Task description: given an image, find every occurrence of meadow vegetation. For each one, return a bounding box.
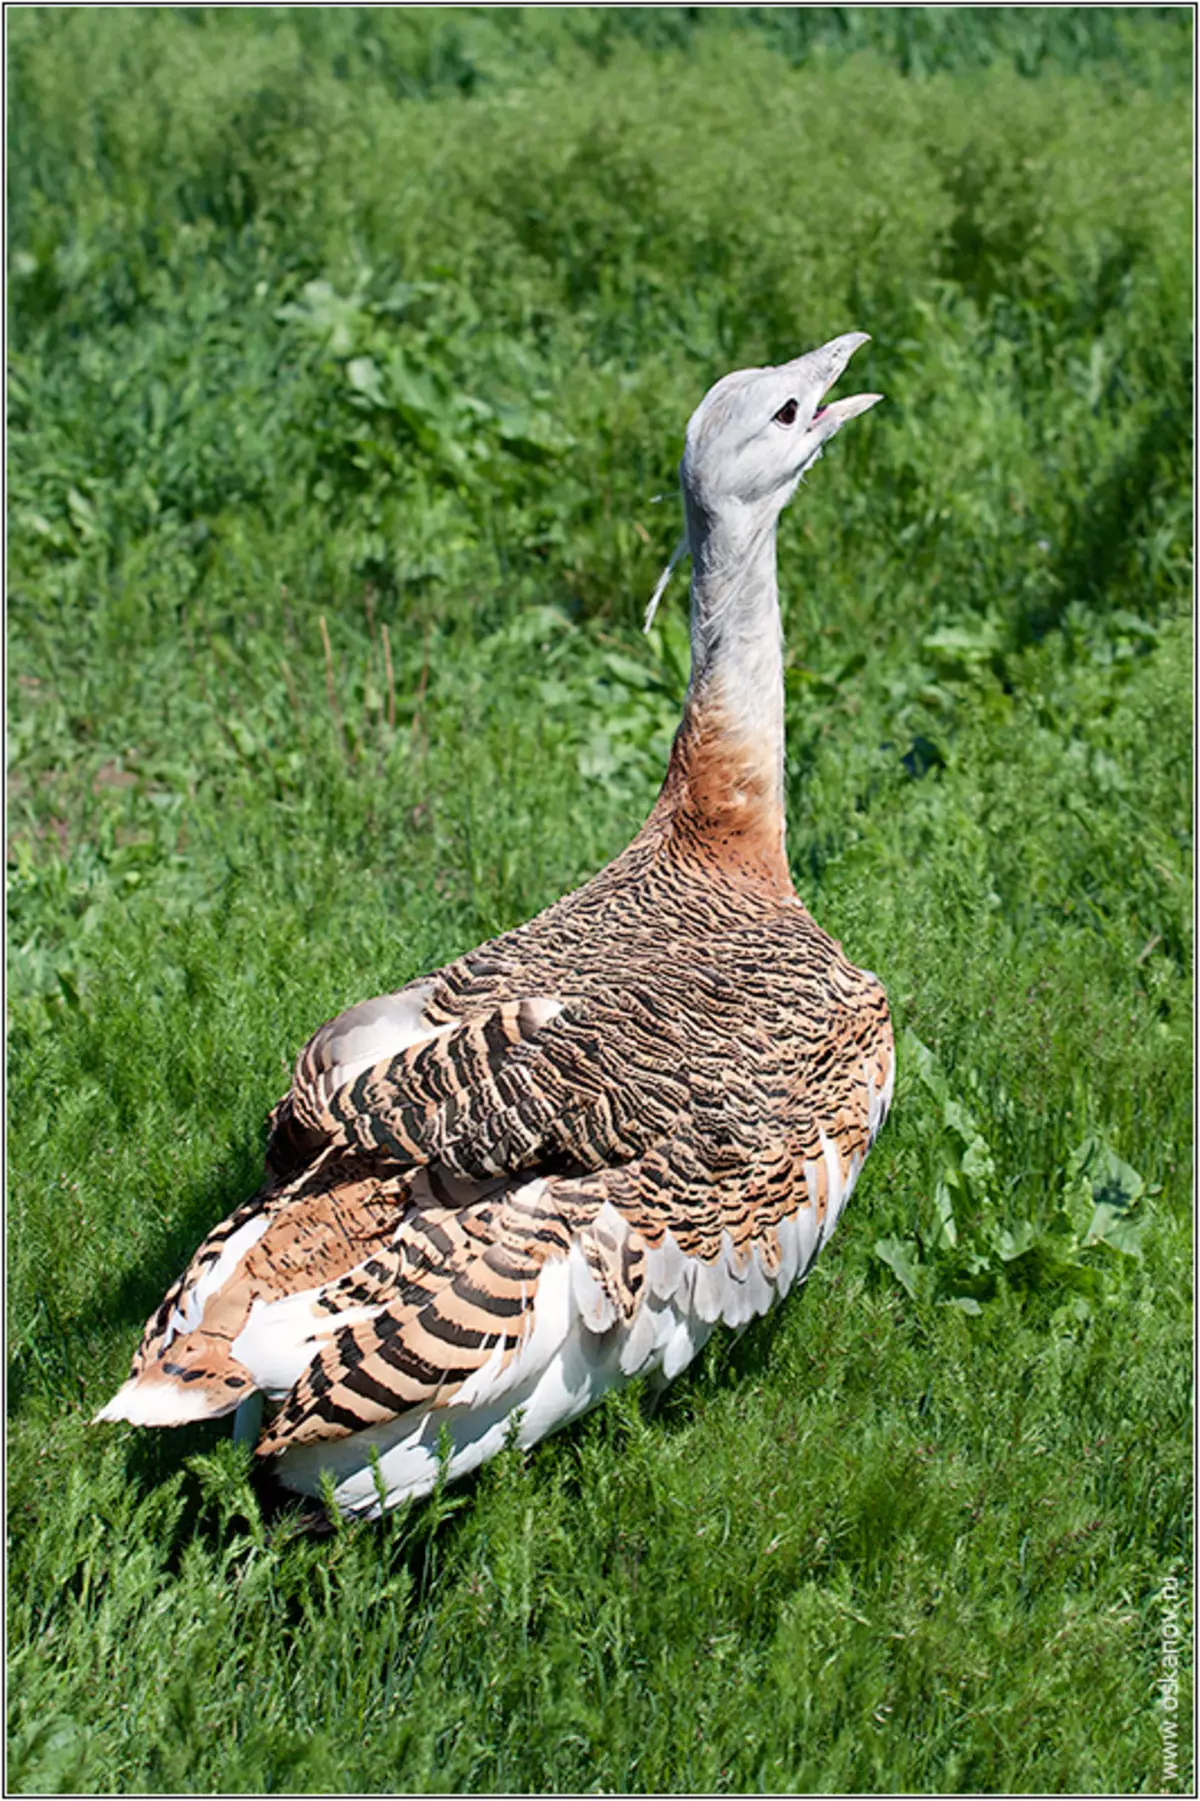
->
[7,8,1192,1792]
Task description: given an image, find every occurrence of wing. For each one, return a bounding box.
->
[255,952,894,1503]
[96,974,693,1431]
[97,927,893,1519]
[265,977,452,1177]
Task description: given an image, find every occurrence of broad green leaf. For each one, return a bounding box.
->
[874,1235,925,1301]
[346,357,387,408]
[601,651,657,690]
[1067,1135,1148,1258]
[922,620,1002,668]
[1085,1205,1147,1259]
[942,1097,979,1142]
[901,1029,944,1099]
[933,1178,958,1248]
[276,279,365,355]
[995,1221,1037,1262]
[960,1133,997,1189]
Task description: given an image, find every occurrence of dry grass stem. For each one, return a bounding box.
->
[319,612,349,764]
[381,622,396,733]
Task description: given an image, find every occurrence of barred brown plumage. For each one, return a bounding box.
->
[95,333,894,1516]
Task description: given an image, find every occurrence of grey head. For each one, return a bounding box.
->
[643,333,880,630]
[682,331,880,520]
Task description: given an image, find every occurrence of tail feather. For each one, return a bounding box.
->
[95,1160,408,1431]
[93,1367,247,1427]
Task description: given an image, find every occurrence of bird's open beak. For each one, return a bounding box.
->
[806,332,882,437]
[813,389,883,432]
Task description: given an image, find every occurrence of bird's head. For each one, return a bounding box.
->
[681,332,880,525]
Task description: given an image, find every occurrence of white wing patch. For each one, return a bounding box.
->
[231,1292,382,1399]
[303,980,454,1092]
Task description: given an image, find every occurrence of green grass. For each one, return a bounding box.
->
[7,7,1193,1793]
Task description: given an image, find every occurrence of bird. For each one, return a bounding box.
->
[95,332,894,1517]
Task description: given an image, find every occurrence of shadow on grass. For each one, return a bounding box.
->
[7,1131,265,1420]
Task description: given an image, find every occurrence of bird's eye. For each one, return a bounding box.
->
[773,398,799,426]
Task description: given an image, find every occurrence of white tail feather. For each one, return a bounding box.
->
[93,1376,222,1428]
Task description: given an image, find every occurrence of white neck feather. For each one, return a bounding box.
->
[683,493,786,813]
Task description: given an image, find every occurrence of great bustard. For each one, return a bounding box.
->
[97,333,893,1517]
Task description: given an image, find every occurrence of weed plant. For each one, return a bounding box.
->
[7,9,1193,1793]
